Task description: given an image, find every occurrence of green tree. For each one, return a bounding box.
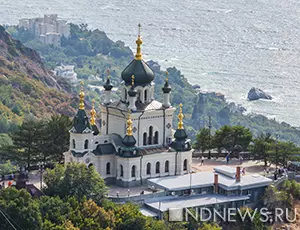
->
[0,134,12,148]
[229,207,268,230]
[113,202,150,230]
[280,180,300,200]
[193,128,210,153]
[263,185,291,212]
[38,115,72,164]
[43,163,107,202]
[212,125,252,153]
[251,133,274,166]
[39,196,72,227]
[0,160,17,176]
[0,118,43,168]
[198,223,222,230]
[0,187,42,230]
[271,141,299,167]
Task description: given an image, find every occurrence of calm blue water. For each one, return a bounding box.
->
[1,0,300,126]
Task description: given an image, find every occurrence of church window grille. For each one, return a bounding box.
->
[156,162,160,174]
[106,162,111,175]
[146,163,151,175]
[143,132,147,146]
[131,165,136,177]
[148,126,153,145]
[84,139,89,149]
[154,131,159,144]
[72,139,76,148]
[165,161,169,173]
[120,165,124,177]
[183,159,188,171]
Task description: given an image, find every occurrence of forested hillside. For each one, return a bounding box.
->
[0,26,76,133]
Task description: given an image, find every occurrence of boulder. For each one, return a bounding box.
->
[247,87,272,101]
[192,84,201,89]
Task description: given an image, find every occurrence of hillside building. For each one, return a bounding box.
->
[18,14,70,47]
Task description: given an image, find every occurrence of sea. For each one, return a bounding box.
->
[1,0,300,126]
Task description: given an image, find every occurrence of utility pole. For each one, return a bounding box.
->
[208,115,212,159]
[275,134,279,169]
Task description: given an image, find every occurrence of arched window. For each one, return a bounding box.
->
[72,139,76,148]
[120,165,123,177]
[143,132,147,146]
[146,163,151,175]
[88,163,93,168]
[144,89,148,102]
[183,159,188,171]
[148,126,153,145]
[137,90,141,102]
[84,139,89,149]
[165,161,169,173]
[156,162,160,174]
[154,131,159,144]
[106,162,111,175]
[131,165,136,177]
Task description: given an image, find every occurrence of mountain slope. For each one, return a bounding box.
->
[0,26,76,132]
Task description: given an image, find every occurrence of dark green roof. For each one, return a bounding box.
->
[170,139,191,152]
[71,150,88,157]
[162,81,171,93]
[121,59,154,86]
[71,109,91,133]
[170,128,191,152]
[92,125,99,135]
[122,135,136,147]
[103,78,113,91]
[174,129,188,140]
[93,143,116,155]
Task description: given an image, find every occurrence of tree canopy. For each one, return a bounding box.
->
[0,115,71,168]
[43,163,107,202]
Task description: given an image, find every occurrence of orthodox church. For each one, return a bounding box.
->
[64,26,192,187]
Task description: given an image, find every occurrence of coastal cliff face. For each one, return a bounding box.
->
[0,26,75,132]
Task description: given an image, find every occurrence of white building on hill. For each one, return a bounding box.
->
[64,28,192,187]
[54,65,78,83]
[18,14,70,47]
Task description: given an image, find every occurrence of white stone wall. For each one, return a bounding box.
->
[69,132,94,152]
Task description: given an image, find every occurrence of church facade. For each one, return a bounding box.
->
[64,27,192,187]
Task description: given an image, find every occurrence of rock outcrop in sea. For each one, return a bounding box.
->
[247,87,272,101]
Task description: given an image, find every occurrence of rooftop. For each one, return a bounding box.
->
[145,194,249,212]
[148,167,272,191]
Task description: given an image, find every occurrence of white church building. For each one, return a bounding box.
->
[64,27,192,187]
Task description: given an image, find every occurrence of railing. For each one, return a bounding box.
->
[108,190,166,203]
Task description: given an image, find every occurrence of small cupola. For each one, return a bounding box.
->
[121,24,154,86]
[122,110,137,147]
[171,104,191,151]
[103,70,113,91]
[90,99,99,135]
[70,82,92,134]
[162,71,172,107]
[118,110,139,158]
[103,70,113,104]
